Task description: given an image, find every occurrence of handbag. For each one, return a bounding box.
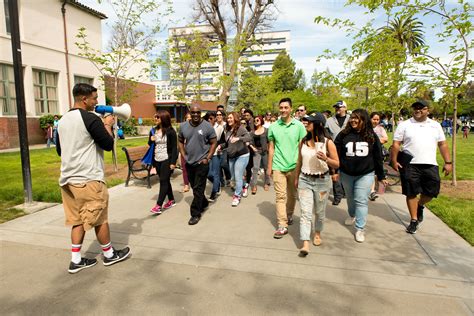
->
[141,128,155,166]
[397,150,414,168]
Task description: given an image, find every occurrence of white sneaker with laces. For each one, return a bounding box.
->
[355,230,365,243]
[344,216,355,226]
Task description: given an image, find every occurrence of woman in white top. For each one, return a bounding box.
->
[295,113,339,256]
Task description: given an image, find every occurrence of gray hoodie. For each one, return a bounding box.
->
[325,114,350,140]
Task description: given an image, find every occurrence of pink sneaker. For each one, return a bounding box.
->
[163,200,176,210]
[150,204,162,214]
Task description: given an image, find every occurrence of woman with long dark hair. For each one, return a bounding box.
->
[295,113,339,256]
[224,112,251,207]
[369,111,389,200]
[335,109,387,242]
[150,110,178,215]
[249,115,271,194]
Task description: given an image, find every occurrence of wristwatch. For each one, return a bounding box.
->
[445,161,452,164]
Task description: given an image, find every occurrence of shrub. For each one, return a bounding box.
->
[39,114,60,129]
[122,117,138,136]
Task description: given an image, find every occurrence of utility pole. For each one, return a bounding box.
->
[9,0,33,203]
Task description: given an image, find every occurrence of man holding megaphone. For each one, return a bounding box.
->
[56,83,131,274]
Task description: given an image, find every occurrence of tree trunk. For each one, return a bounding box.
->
[452,95,457,186]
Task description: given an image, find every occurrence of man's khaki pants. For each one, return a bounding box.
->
[272,169,297,228]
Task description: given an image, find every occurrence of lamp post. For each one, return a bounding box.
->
[9,0,33,203]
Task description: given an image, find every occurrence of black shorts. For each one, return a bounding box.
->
[400,164,440,198]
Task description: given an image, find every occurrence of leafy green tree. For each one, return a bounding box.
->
[76,0,171,170]
[347,0,473,185]
[272,51,297,92]
[169,29,215,101]
[195,0,276,107]
[237,68,273,109]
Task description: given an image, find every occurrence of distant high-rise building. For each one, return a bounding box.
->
[160,50,170,81]
[160,25,290,103]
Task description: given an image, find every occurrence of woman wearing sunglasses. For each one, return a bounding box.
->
[249,115,271,194]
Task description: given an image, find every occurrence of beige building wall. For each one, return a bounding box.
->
[0,0,105,118]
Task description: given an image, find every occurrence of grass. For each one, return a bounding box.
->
[427,195,474,245]
[0,137,148,222]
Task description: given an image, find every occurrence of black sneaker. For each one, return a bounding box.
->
[406,220,419,234]
[369,191,378,201]
[209,192,217,202]
[103,247,131,266]
[68,258,97,274]
[417,204,425,223]
[288,216,294,225]
[332,199,341,206]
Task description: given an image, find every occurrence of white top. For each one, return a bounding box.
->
[300,140,329,175]
[213,122,225,156]
[393,117,445,165]
[154,130,168,162]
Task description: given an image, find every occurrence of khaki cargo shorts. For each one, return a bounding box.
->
[61,181,109,231]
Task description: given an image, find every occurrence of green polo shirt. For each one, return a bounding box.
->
[268,118,307,172]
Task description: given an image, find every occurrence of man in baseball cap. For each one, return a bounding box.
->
[325,100,349,205]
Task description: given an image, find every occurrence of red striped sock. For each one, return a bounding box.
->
[101,242,114,258]
[71,244,82,264]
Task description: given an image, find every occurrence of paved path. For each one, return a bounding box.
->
[0,175,472,315]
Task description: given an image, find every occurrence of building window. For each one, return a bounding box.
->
[33,69,58,114]
[4,0,10,35]
[0,63,16,115]
[74,75,93,85]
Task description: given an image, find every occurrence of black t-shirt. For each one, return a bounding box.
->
[334,131,385,180]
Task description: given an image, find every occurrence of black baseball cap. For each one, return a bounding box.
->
[304,113,326,126]
[411,99,429,109]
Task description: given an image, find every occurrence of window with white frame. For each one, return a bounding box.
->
[74,75,93,85]
[4,0,11,35]
[0,63,16,115]
[33,69,58,114]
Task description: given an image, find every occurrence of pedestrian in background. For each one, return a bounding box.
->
[149,110,178,215]
[224,112,251,207]
[249,115,271,194]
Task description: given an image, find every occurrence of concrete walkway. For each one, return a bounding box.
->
[0,175,472,315]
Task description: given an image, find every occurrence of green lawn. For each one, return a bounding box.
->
[0,137,148,222]
[427,195,474,245]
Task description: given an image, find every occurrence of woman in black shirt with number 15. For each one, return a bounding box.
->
[334,109,387,243]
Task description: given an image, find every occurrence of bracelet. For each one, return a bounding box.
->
[445,161,452,164]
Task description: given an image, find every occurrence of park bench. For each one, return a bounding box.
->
[122,146,156,189]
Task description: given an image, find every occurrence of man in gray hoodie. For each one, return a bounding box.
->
[325,100,350,205]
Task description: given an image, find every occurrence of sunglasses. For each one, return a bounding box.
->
[190,111,201,114]
[296,109,304,112]
[216,113,222,116]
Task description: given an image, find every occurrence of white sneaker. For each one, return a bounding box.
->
[242,184,249,197]
[355,230,365,243]
[344,216,355,226]
[231,195,240,207]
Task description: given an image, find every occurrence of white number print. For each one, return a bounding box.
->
[345,142,369,157]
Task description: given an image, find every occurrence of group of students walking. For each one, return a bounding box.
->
[147,97,390,256]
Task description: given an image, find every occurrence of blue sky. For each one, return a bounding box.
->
[81,0,464,93]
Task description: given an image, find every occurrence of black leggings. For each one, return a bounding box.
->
[153,159,174,206]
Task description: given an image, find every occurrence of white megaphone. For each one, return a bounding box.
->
[94,103,131,121]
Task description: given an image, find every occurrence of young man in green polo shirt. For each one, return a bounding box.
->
[267,97,307,238]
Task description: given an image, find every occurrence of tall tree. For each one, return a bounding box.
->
[237,67,273,109]
[348,0,473,185]
[169,29,214,101]
[76,0,171,170]
[194,0,276,107]
[272,51,297,92]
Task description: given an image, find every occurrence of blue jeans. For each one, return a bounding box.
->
[229,153,249,197]
[208,155,222,194]
[340,171,374,230]
[298,174,331,240]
